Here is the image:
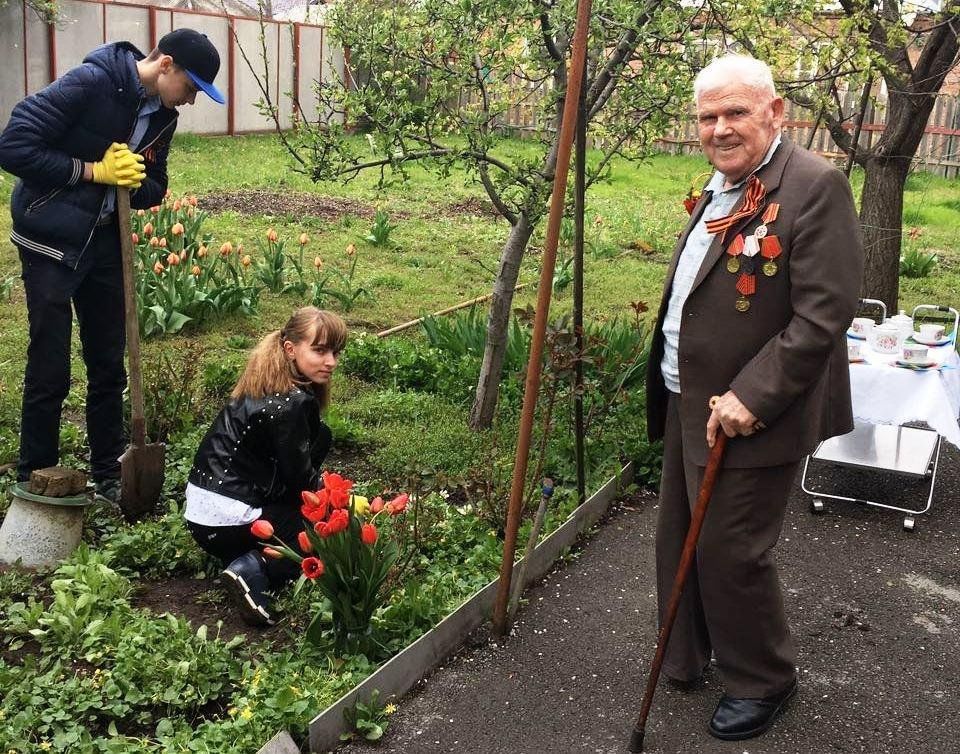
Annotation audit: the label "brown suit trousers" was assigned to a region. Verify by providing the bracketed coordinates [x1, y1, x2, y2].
[657, 393, 798, 699]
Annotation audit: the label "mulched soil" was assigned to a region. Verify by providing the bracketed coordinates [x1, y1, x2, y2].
[197, 190, 502, 222]
[198, 190, 383, 221]
[340, 440, 960, 754]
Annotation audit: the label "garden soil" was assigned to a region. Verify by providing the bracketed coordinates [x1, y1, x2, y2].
[338, 440, 960, 754]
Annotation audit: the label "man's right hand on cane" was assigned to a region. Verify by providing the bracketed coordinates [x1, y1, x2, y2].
[86, 142, 146, 188]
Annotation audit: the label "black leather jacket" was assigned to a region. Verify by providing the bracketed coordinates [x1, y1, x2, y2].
[188, 387, 332, 510]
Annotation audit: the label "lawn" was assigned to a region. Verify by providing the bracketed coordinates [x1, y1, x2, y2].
[0, 133, 957, 752]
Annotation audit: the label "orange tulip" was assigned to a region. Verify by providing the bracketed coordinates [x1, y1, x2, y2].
[171, 222, 184, 236]
[143, 222, 154, 236]
[313, 255, 323, 270]
[237, 243, 244, 255]
[158, 237, 167, 248]
[241, 255, 251, 267]
[345, 243, 356, 256]
[263, 547, 284, 559]
[172, 199, 181, 212]
[187, 207, 195, 218]
[191, 265, 201, 276]
[299, 233, 309, 246]
[266, 228, 278, 243]
[189, 195, 198, 207]
[136, 209, 145, 217]
[167, 252, 179, 266]
[149, 205, 160, 213]
[219, 242, 233, 257]
[153, 261, 164, 274]
[149, 236, 160, 248]
[196, 245, 207, 258]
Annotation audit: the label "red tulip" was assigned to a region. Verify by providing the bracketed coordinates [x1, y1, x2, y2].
[250, 519, 274, 539]
[361, 523, 378, 545]
[131, 233, 139, 244]
[297, 530, 312, 553]
[301, 557, 324, 579]
[322, 471, 353, 509]
[370, 496, 384, 514]
[263, 547, 283, 559]
[314, 520, 329, 538]
[301, 489, 329, 523]
[326, 508, 350, 535]
[385, 493, 409, 516]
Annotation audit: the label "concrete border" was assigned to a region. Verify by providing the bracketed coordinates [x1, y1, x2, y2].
[307, 461, 635, 752]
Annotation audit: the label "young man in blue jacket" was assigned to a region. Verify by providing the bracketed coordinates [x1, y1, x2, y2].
[0, 29, 225, 503]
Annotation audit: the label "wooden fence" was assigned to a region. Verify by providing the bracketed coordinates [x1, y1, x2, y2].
[483, 76, 960, 179]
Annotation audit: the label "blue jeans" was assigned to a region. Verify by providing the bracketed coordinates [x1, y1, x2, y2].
[17, 219, 126, 483]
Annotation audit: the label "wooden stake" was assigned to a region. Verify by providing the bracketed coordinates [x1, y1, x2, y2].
[491, 0, 593, 637]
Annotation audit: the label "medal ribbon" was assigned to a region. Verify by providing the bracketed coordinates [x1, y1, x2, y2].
[705, 175, 766, 240]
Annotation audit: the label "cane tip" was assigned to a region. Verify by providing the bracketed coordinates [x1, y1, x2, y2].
[709, 395, 721, 409]
[628, 727, 645, 752]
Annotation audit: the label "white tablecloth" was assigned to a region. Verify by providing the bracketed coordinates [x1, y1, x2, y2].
[848, 335, 960, 448]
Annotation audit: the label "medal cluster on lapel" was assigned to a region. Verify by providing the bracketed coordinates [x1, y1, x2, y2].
[726, 202, 781, 312]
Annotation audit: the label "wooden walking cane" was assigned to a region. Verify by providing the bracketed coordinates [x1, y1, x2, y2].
[628, 396, 729, 752]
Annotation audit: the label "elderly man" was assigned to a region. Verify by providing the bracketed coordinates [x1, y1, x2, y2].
[645, 55, 863, 740]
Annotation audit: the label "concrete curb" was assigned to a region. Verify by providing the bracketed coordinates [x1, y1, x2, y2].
[307, 461, 635, 752]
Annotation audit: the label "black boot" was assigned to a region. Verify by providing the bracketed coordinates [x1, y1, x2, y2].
[708, 678, 797, 740]
[222, 551, 275, 626]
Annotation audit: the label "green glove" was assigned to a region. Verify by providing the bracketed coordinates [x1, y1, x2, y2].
[90, 142, 146, 188]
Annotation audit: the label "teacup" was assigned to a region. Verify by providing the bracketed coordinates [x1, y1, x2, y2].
[918, 323, 945, 342]
[850, 317, 874, 337]
[902, 344, 929, 364]
[847, 342, 861, 360]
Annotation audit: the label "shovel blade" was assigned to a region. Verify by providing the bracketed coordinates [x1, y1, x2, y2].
[119, 442, 165, 521]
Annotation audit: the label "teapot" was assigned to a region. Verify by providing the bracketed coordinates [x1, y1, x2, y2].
[889, 310, 913, 338]
[869, 322, 904, 354]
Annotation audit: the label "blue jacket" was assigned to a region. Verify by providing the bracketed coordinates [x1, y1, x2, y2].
[0, 42, 178, 269]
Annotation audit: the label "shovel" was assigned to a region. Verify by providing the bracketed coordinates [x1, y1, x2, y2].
[117, 187, 165, 520]
[628, 397, 729, 752]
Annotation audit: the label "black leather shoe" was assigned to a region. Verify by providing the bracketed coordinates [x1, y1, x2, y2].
[708, 678, 797, 740]
[223, 551, 275, 626]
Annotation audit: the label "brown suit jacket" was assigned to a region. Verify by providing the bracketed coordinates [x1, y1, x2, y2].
[646, 137, 864, 468]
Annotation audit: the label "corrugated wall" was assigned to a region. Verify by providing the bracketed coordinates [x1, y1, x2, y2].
[0, 0, 344, 137]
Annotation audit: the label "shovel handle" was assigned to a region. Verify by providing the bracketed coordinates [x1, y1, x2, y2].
[117, 188, 146, 448]
[628, 397, 729, 752]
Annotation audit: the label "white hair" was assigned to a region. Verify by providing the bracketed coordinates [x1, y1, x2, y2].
[694, 55, 777, 101]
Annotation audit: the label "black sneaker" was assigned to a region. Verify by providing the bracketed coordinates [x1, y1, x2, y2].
[93, 478, 122, 507]
[222, 551, 275, 626]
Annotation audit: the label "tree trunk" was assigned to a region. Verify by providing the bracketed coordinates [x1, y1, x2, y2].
[469, 214, 535, 429]
[858, 155, 910, 312]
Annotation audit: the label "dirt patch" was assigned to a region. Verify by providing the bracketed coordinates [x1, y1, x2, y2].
[199, 190, 382, 222]
[132, 575, 283, 645]
[431, 196, 503, 220]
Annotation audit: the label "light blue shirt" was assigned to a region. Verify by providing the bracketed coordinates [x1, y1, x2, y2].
[100, 52, 161, 219]
[660, 134, 782, 393]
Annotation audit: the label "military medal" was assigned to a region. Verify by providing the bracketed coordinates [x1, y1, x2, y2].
[754, 224, 768, 239]
[735, 296, 751, 312]
[727, 256, 740, 273]
[762, 259, 778, 276]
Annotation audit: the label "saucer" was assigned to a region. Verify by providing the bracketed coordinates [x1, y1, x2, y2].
[895, 359, 937, 370]
[910, 333, 951, 347]
[846, 330, 867, 340]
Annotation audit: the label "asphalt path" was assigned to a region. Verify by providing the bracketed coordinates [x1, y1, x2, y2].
[339, 437, 960, 754]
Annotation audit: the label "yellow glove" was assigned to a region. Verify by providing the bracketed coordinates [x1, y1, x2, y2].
[91, 142, 146, 188]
